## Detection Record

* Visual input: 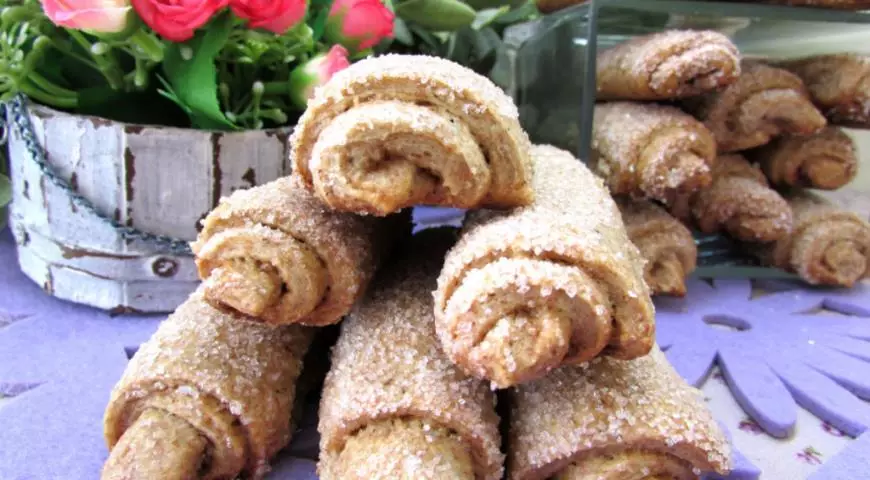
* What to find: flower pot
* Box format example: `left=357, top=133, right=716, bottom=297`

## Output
left=6, top=102, right=292, bottom=313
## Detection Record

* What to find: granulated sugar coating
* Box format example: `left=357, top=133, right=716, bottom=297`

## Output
left=616, top=197, right=697, bottom=297
left=778, top=53, right=870, bottom=126
left=679, top=154, right=794, bottom=244
left=507, top=346, right=731, bottom=480
left=290, top=54, right=534, bottom=214
left=596, top=30, right=740, bottom=102
left=591, top=102, right=716, bottom=206
left=192, top=175, right=408, bottom=326
left=434, top=145, right=655, bottom=389
left=758, top=190, right=870, bottom=287
left=750, top=126, right=858, bottom=190
left=103, top=288, right=314, bottom=480
left=318, top=229, right=504, bottom=480
left=682, top=61, right=827, bottom=153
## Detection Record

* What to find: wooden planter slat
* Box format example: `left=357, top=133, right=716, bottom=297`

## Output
left=7, top=104, right=291, bottom=312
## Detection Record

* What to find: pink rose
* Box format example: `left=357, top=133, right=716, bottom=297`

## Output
left=41, top=0, right=133, bottom=33
left=230, top=0, right=307, bottom=34
left=287, top=45, right=350, bottom=109
left=131, top=0, right=227, bottom=42
left=324, top=0, right=393, bottom=53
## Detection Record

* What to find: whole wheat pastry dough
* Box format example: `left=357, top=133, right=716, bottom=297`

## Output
left=102, top=289, right=313, bottom=480
left=670, top=154, right=793, bottom=243
left=435, top=145, right=655, bottom=389
left=683, top=61, right=827, bottom=153
left=757, top=190, right=870, bottom=287
left=617, top=197, right=697, bottom=297
left=191, top=175, right=407, bottom=326
left=592, top=102, right=716, bottom=206
left=749, top=127, right=858, bottom=190
left=596, top=30, right=741, bottom=102
left=777, top=53, right=870, bottom=127
left=290, top=54, right=534, bottom=216
left=318, top=229, right=503, bottom=480
left=507, top=346, right=731, bottom=480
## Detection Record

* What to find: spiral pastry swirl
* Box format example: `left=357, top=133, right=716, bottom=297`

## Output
left=750, top=127, right=858, bottom=190
left=192, top=176, right=406, bottom=326
left=434, top=145, right=655, bottom=388
left=290, top=54, right=534, bottom=216
left=683, top=61, right=827, bottom=153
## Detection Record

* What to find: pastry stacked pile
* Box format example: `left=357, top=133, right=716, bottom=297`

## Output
left=100, top=54, right=732, bottom=480
left=591, top=30, right=870, bottom=294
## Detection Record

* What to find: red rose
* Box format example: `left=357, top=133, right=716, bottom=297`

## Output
left=131, top=0, right=227, bottom=42
left=231, top=0, right=307, bottom=34
left=324, top=0, right=393, bottom=53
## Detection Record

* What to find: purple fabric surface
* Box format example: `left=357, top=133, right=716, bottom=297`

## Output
left=1, top=225, right=867, bottom=479
left=656, top=278, right=870, bottom=439
left=807, top=433, right=870, bottom=480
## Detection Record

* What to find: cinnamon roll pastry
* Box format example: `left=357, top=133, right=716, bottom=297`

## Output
left=290, top=54, right=534, bottom=216
left=507, top=346, right=731, bottom=480
left=617, top=197, right=697, bottom=297
left=672, top=154, right=793, bottom=243
left=758, top=190, right=870, bottom=287
left=683, top=61, right=827, bottom=152
left=777, top=53, right=870, bottom=127
left=102, top=289, right=314, bottom=480
left=434, top=145, right=655, bottom=389
left=592, top=102, right=716, bottom=206
left=319, top=229, right=503, bottom=480
left=596, top=30, right=741, bottom=101
left=191, top=175, right=407, bottom=327
left=749, top=127, right=858, bottom=190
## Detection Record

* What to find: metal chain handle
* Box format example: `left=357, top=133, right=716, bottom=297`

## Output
left=0, top=94, right=192, bottom=256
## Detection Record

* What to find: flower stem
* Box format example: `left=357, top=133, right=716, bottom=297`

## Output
left=261, top=81, right=288, bottom=96
left=128, top=28, right=164, bottom=62
left=67, top=29, right=124, bottom=90
left=27, top=71, right=76, bottom=97
left=19, top=81, right=77, bottom=109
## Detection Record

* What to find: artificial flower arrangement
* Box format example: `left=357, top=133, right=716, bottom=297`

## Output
left=0, top=0, right=537, bottom=222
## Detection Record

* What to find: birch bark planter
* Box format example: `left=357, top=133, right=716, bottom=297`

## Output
left=6, top=104, right=291, bottom=313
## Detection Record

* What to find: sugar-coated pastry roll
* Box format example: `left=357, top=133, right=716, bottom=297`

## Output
left=102, top=289, right=314, bottom=480
left=758, top=190, right=870, bottom=287
left=671, top=154, right=793, bottom=243
left=318, top=228, right=503, bottom=480
left=592, top=102, right=716, bottom=206
left=749, top=127, right=858, bottom=190
left=683, top=61, right=827, bottom=152
left=435, top=145, right=655, bottom=389
left=777, top=53, right=870, bottom=127
left=617, top=197, right=697, bottom=297
left=290, top=54, right=534, bottom=216
left=596, top=30, right=741, bottom=101
left=507, top=346, right=731, bottom=480
left=191, top=175, right=407, bottom=326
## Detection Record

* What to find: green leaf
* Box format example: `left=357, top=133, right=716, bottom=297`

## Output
left=393, top=17, right=415, bottom=46
left=407, top=23, right=443, bottom=50
left=310, top=7, right=330, bottom=41
left=463, top=0, right=525, bottom=9
left=396, top=0, right=476, bottom=32
left=161, top=12, right=236, bottom=130
left=471, top=6, right=510, bottom=30
left=0, top=174, right=11, bottom=209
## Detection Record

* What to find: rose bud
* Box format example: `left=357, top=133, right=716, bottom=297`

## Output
left=131, top=0, right=227, bottom=42
left=323, top=0, right=394, bottom=54
left=41, top=0, right=133, bottom=34
left=231, top=0, right=307, bottom=34
left=287, top=45, right=350, bottom=109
